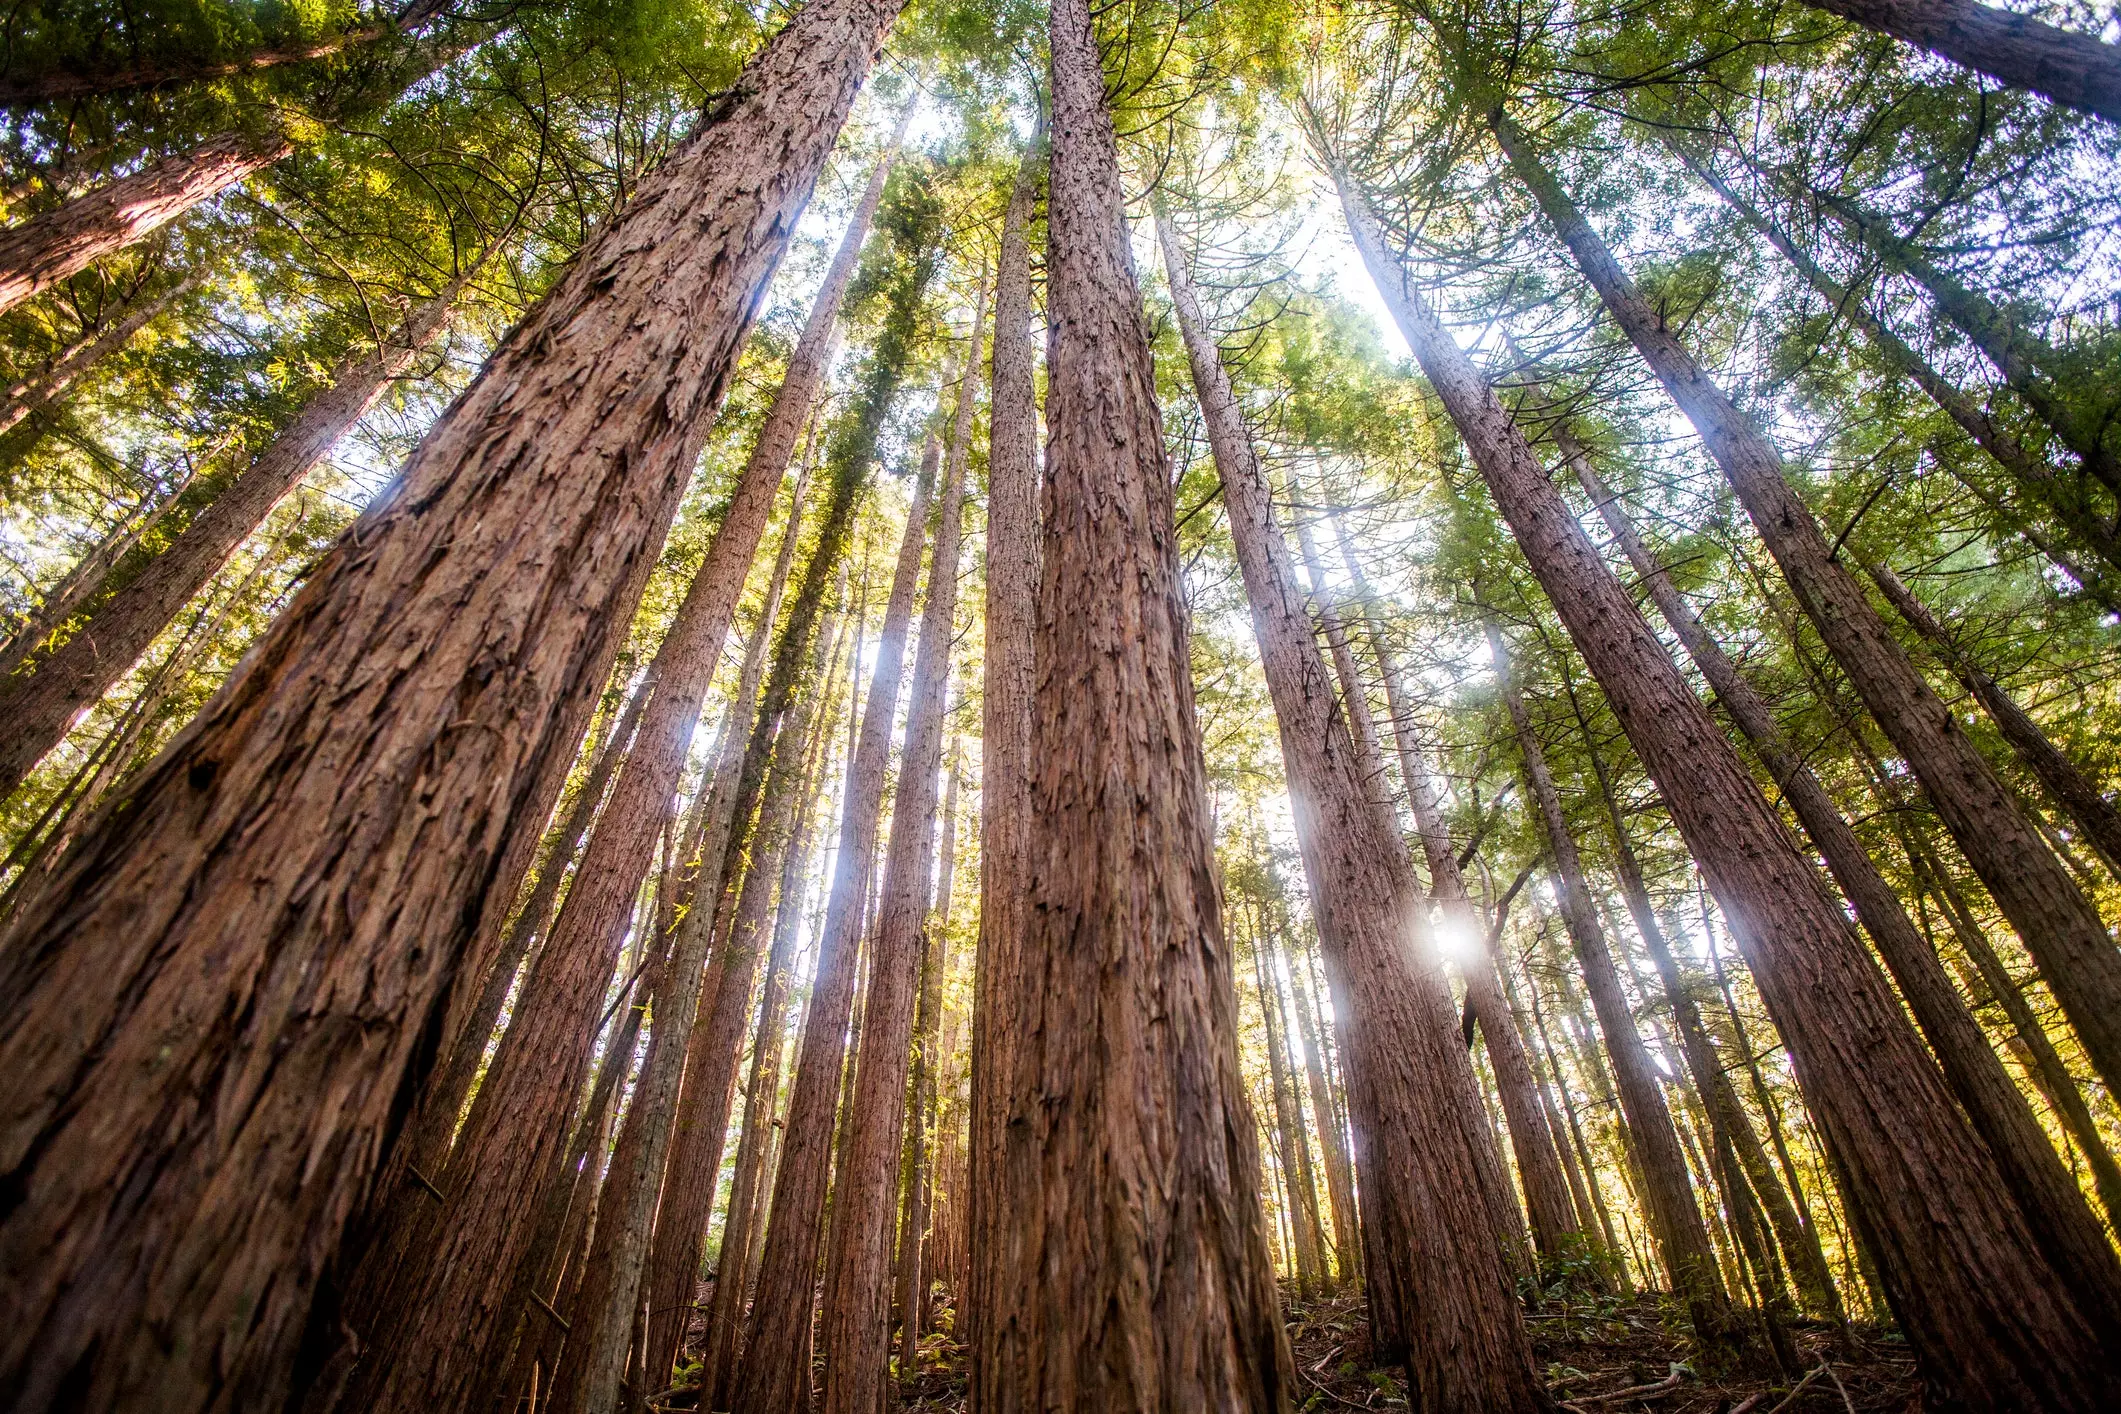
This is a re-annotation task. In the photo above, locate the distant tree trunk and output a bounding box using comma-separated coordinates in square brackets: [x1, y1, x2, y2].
[1571, 705, 1844, 1323]
[1156, 210, 1532, 1407]
[698, 606, 858, 1411]
[969, 134, 1042, 1365]
[1796, 0, 2121, 124]
[1281, 921, 1362, 1285]
[818, 293, 980, 1411]
[0, 282, 461, 797]
[895, 745, 960, 1365]
[1562, 438, 2119, 1320]
[1496, 115, 2121, 1109]
[0, 2, 902, 1404]
[1864, 558, 2121, 874]
[1518, 952, 1630, 1281]
[1670, 143, 2121, 587]
[1247, 916, 1327, 1298]
[732, 432, 936, 1414]
[0, 22, 405, 106]
[0, 269, 199, 433]
[1331, 158, 2121, 1411]
[1333, 518, 1585, 1270]
[970, 11, 1297, 1397]
[1487, 622, 1744, 1361]
[0, 132, 292, 316]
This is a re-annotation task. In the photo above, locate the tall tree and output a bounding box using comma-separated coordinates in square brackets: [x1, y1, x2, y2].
[1794, 0, 2121, 123]
[0, 2, 903, 1406]
[1156, 210, 1535, 1405]
[1328, 154, 2121, 1411]
[969, 0, 1296, 1398]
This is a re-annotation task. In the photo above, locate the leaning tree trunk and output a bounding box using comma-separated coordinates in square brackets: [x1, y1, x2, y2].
[1563, 437, 2121, 1320]
[819, 288, 980, 1414]
[0, 281, 461, 797]
[1795, 0, 2121, 124]
[1864, 558, 2121, 874]
[971, 12, 1297, 1401]
[1495, 114, 2121, 1109]
[732, 436, 936, 1414]
[1487, 622, 1744, 1363]
[1155, 210, 1537, 1407]
[1330, 157, 2121, 1412]
[969, 134, 1042, 1364]
[1333, 527, 1585, 1269]
[0, 22, 403, 106]
[0, 131, 292, 316]
[0, 3, 900, 1407]
[0, 269, 200, 434]
[1669, 141, 2121, 584]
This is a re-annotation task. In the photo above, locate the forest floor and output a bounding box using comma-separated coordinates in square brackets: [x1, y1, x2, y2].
[876, 1285, 1924, 1414]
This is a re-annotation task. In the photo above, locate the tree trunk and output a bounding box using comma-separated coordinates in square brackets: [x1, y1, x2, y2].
[699, 606, 856, 1411]
[0, 23, 402, 106]
[0, 3, 903, 1404]
[818, 285, 980, 1413]
[1670, 142, 2121, 586]
[894, 745, 959, 1365]
[1247, 916, 1327, 1298]
[972, 13, 1296, 1398]
[969, 134, 1042, 1366]
[0, 269, 199, 434]
[0, 131, 292, 316]
[1564, 438, 2121, 1320]
[1334, 518, 1586, 1269]
[0, 282, 461, 797]
[1797, 0, 2121, 123]
[1331, 159, 2121, 1411]
[1156, 210, 1534, 1407]
[732, 430, 936, 1414]
[1518, 949, 1631, 1282]
[1487, 622, 1744, 1360]
[1280, 918, 1362, 1286]
[1865, 558, 2121, 875]
[1496, 115, 2121, 1109]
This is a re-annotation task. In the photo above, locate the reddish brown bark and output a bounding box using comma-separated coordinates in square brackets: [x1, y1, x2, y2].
[969, 136, 1041, 1364]
[971, 10, 1294, 1398]
[733, 434, 936, 1414]
[1488, 622, 1742, 1357]
[1798, 0, 2121, 124]
[1333, 162, 2121, 1410]
[1495, 117, 2121, 1109]
[1336, 530, 1584, 1269]
[0, 5, 899, 1407]
[0, 132, 291, 316]
[819, 285, 980, 1413]
[1157, 211, 1531, 1406]
[0, 282, 461, 797]
[0, 24, 398, 106]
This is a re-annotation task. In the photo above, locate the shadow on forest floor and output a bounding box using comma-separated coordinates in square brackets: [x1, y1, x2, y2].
[664, 1280, 1923, 1412]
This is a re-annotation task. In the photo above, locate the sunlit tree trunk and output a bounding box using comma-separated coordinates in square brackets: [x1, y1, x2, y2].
[896, 745, 960, 1363]
[733, 432, 936, 1414]
[0, 282, 460, 796]
[1487, 622, 1744, 1361]
[1332, 159, 2121, 1411]
[1247, 914, 1327, 1298]
[1158, 209, 1537, 1405]
[1496, 115, 2121, 1110]
[1280, 920, 1362, 1285]
[0, 4, 902, 1406]
[970, 14, 1297, 1398]
[818, 280, 981, 1414]
[0, 269, 198, 433]
[970, 135, 1042, 1365]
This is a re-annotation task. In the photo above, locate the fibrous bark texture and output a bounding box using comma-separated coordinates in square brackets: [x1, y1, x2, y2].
[0, 282, 460, 797]
[0, 131, 291, 317]
[1334, 163, 2121, 1412]
[0, 4, 899, 1408]
[969, 11, 1296, 1400]
[1798, 0, 2121, 123]
[1159, 208, 1543, 1407]
[969, 135, 1041, 1364]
